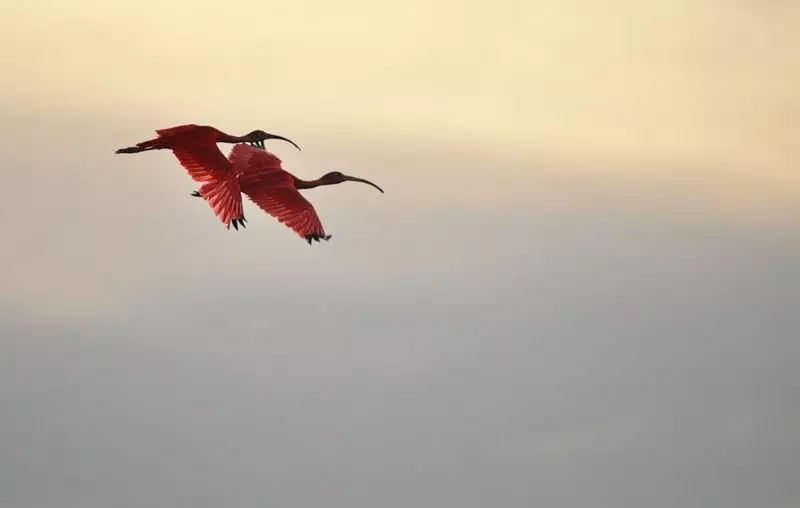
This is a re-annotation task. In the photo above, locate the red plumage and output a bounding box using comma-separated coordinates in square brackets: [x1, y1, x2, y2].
[115, 124, 383, 244]
[232, 144, 330, 242]
[122, 125, 245, 228]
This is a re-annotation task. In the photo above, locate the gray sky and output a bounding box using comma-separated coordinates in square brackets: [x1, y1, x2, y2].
[1, 1, 799, 507]
[1, 113, 797, 508]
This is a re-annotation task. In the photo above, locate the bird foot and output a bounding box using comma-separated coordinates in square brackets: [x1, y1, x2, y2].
[305, 234, 332, 245]
[190, 190, 202, 197]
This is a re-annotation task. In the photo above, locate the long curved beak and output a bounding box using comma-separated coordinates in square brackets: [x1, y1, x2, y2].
[261, 133, 301, 151]
[344, 175, 384, 193]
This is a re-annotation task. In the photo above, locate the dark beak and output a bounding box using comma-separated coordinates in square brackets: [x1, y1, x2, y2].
[344, 175, 384, 193]
[261, 132, 301, 151]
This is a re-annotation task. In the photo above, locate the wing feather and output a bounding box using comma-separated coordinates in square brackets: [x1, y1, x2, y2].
[198, 175, 243, 227]
[166, 128, 243, 228]
[241, 184, 327, 240]
[231, 144, 328, 241]
[229, 143, 284, 175]
[155, 124, 203, 137]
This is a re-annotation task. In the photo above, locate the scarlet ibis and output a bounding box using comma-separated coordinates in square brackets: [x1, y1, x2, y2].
[115, 125, 383, 243]
[213, 143, 384, 243]
[114, 124, 301, 154]
[114, 124, 300, 230]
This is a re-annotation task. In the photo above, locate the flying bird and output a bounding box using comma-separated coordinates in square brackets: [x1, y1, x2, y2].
[209, 143, 383, 243]
[114, 124, 301, 228]
[115, 124, 383, 243]
[115, 124, 301, 154]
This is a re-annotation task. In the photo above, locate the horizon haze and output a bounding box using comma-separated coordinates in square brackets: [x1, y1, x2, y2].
[1, 1, 798, 507]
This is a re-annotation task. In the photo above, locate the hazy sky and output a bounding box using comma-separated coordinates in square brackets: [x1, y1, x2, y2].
[1, 1, 798, 507]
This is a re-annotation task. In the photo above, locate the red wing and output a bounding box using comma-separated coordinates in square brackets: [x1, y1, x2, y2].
[196, 174, 244, 228]
[241, 181, 329, 241]
[148, 124, 231, 182]
[130, 124, 204, 150]
[228, 143, 284, 175]
[167, 129, 242, 229]
[136, 124, 210, 151]
[155, 124, 202, 137]
[172, 144, 233, 183]
[234, 148, 329, 242]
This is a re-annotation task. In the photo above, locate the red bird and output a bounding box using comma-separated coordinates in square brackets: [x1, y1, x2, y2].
[115, 124, 383, 244]
[115, 124, 301, 153]
[115, 124, 301, 229]
[218, 143, 383, 243]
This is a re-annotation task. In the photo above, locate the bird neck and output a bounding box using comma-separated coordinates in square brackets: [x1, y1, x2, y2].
[294, 177, 321, 190]
[294, 175, 335, 190]
[217, 132, 246, 143]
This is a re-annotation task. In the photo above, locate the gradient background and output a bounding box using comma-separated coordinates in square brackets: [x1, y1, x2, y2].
[1, 1, 798, 507]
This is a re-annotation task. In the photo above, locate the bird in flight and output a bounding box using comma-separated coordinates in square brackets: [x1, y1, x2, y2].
[115, 124, 383, 244]
[218, 142, 384, 243]
[115, 124, 301, 154]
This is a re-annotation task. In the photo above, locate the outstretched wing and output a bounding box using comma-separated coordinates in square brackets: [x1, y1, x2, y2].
[228, 142, 284, 175]
[194, 175, 244, 229]
[155, 124, 203, 137]
[165, 127, 244, 229]
[172, 143, 234, 183]
[231, 144, 330, 243]
[240, 180, 330, 243]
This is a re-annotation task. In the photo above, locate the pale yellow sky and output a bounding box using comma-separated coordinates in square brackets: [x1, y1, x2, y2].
[2, 0, 798, 318]
[2, 5, 799, 506]
[1, 0, 797, 186]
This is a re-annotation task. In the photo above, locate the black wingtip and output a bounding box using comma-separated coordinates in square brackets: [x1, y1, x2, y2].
[304, 233, 332, 245]
[229, 218, 246, 230]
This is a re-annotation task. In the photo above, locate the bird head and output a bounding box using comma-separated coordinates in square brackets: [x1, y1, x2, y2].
[246, 130, 301, 151]
[322, 171, 384, 193]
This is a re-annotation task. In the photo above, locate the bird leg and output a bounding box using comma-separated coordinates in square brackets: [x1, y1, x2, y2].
[115, 145, 157, 154]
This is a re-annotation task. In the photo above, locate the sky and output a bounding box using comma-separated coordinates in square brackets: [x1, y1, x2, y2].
[0, 1, 798, 507]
